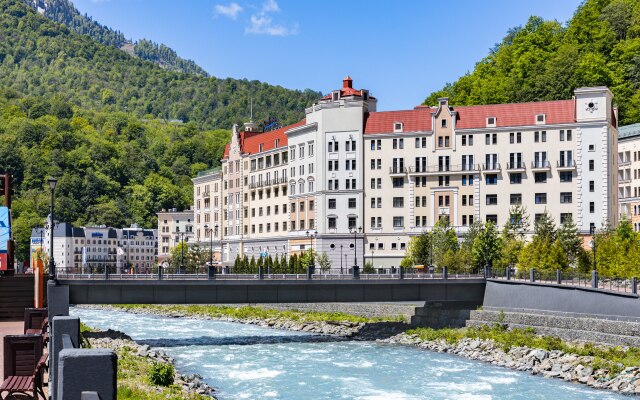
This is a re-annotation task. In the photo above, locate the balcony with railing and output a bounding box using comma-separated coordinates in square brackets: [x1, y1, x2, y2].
[556, 160, 576, 171]
[506, 161, 526, 172]
[249, 178, 288, 189]
[531, 160, 551, 171]
[389, 166, 408, 176]
[202, 190, 210, 198]
[481, 162, 501, 173]
[408, 164, 477, 175]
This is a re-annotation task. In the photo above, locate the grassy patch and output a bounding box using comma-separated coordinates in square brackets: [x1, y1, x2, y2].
[115, 304, 404, 324]
[407, 324, 640, 374]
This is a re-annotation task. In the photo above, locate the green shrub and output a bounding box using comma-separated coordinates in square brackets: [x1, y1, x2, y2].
[148, 362, 174, 387]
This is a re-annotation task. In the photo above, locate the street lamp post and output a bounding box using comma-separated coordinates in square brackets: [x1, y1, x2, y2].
[204, 224, 215, 279]
[590, 225, 597, 272]
[305, 230, 317, 278]
[47, 177, 57, 281]
[340, 244, 343, 274]
[349, 226, 362, 278]
[180, 232, 185, 274]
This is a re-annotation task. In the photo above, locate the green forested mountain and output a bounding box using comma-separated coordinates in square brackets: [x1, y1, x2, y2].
[27, 0, 209, 76]
[424, 0, 640, 125]
[1, 0, 320, 129]
[0, 0, 321, 262]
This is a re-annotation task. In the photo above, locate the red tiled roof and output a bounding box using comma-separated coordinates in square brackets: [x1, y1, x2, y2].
[364, 108, 434, 134]
[454, 100, 576, 129]
[364, 99, 576, 134]
[241, 119, 306, 155]
[223, 143, 230, 158]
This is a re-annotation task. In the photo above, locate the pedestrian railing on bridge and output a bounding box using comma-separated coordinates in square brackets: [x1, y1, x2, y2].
[491, 267, 639, 296]
[55, 266, 485, 281]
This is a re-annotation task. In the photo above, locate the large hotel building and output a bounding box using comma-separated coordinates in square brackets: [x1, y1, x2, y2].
[193, 77, 619, 270]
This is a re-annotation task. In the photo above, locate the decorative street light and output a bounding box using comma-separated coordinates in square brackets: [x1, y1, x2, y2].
[305, 230, 317, 276]
[349, 226, 362, 278]
[590, 225, 597, 272]
[204, 224, 214, 279]
[47, 177, 57, 281]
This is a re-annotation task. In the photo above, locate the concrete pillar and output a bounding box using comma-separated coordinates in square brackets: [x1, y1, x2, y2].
[51, 316, 80, 400]
[506, 267, 511, 280]
[57, 349, 117, 400]
[633, 277, 637, 295]
[158, 265, 163, 280]
[591, 270, 598, 289]
[529, 268, 536, 283]
[556, 269, 561, 285]
[259, 266, 264, 280]
[442, 267, 448, 280]
[398, 266, 403, 280]
[353, 265, 360, 279]
[208, 265, 216, 280]
[47, 281, 70, 319]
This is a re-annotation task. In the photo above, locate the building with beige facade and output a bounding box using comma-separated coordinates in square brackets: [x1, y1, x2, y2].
[193, 78, 619, 271]
[157, 208, 194, 263]
[618, 123, 640, 230]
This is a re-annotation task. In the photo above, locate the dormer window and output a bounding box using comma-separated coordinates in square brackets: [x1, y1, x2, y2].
[362, 90, 369, 101]
[259, 143, 264, 152]
[439, 99, 447, 106]
[332, 91, 340, 101]
[274, 139, 280, 148]
[393, 122, 403, 133]
[486, 117, 496, 127]
[535, 114, 546, 124]
[441, 119, 447, 128]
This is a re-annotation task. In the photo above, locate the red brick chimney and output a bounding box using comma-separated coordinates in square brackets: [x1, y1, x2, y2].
[343, 76, 353, 89]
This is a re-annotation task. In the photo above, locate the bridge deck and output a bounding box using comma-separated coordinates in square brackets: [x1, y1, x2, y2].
[60, 279, 487, 304]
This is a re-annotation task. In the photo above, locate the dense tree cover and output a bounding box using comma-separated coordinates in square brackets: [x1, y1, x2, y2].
[0, 88, 230, 262]
[402, 209, 595, 277]
[1, 0, 321, 129]
[593, 217, 640, 277]
[423, 0, 640, 125]
[30, 0, 209, 76]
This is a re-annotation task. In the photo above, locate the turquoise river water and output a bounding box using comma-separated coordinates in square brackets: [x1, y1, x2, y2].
[71, 307, 628, 400]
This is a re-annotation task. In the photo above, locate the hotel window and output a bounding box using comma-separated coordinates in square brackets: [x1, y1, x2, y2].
[392, 178, 404, 188]
[348, 217, 357, 229]
[468, 135, 473, 145]
[393, 197, 404, 208]
[559, 171, 573, 182]
[328, 199, 336, 209]
[510, 193, 522, 205]
[393, 216, 404, 228]
[486, 194, 498, 205]
[589, 181, 595, 192]
[485, 134, 490, 145]
[486, 215, 498, 224]
[510, 173, 522, 184]
[441, 119, 447, 128]
[590, 202, 595, 213]
[534, 172, 547, 183]
[589, 160, 594, 171]
[535, 193, 547, 204]
[560, 213, 573, 224]
[560, 192, 573, 204]
[377, 198, 382, 208]
[328, 217, 336, 229]
[485, 174, 498, 185]
[462, 195, 467, 206]
[371, 198, 376, 208]
[348, 198, 356, 208]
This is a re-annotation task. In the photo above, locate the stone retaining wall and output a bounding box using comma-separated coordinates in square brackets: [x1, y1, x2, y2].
[241, 302, 420, 323]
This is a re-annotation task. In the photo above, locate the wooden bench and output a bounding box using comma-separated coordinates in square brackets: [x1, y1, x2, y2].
[24, 309, 48, 346]
[1, 335, 47, 400]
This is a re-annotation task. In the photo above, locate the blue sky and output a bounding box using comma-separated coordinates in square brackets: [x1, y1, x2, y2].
[74, 0, 582, 111]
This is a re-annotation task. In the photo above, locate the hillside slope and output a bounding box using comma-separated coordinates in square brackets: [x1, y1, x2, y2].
[1, 0, 320, 129]
[423, 0, 640, 125]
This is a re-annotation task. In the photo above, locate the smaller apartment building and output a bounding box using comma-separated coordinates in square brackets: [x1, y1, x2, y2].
[157, 208, 194, 262]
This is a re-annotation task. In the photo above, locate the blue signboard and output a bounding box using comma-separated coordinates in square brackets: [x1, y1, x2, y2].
[91, 232, 104, 238]
[0, 207, 10, 253]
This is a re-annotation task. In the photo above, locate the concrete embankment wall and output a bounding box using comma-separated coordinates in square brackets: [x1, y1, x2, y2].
[484, 280, 640, 320]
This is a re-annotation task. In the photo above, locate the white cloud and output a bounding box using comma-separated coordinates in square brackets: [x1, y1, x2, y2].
[245, 0, 298, 37]
[214, 2, 244, 20]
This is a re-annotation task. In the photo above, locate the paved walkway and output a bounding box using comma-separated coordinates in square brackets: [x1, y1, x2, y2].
[0, 320, 23, 378]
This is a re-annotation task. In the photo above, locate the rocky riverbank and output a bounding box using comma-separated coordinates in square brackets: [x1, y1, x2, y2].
[382, 332, 640, 395]
[84, 329, 217, 399]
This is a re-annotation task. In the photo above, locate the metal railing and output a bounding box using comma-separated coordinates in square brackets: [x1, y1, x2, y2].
[492, 267, 639, 296]
[531, 160, 551, 169]
[56, 266, 485, 281]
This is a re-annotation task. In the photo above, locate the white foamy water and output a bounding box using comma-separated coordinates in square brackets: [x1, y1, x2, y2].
[72, 307, 627, 400]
